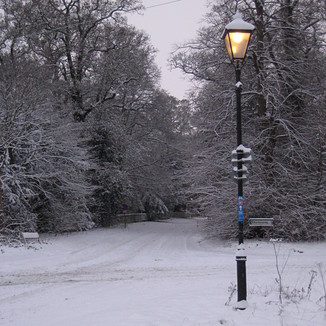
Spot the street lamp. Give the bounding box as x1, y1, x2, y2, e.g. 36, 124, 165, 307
222, 12, 255, 309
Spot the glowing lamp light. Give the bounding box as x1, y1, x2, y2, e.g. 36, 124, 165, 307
232, 32, 244, 43
222, 12, 255, 62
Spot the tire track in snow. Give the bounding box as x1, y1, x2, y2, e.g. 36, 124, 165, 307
0, 219, 224, 303
0, 265, 223, 287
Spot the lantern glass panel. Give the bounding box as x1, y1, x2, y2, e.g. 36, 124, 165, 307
224, 34, 232, 61
228, 31, 251, 60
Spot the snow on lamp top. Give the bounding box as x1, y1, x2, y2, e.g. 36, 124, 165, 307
225, 12, 255, 31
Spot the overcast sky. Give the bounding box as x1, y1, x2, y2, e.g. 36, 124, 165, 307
128, 0, 209, 99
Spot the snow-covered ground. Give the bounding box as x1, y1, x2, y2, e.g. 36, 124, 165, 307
1, 218, 325, 325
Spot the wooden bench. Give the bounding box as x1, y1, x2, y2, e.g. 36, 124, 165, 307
21, 232, 40, 244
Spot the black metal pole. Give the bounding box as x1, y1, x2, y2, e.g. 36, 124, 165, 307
235, 61, 247, 305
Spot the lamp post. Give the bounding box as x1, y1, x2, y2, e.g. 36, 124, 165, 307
222, 12, 255, 308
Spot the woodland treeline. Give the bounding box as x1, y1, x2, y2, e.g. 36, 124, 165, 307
0, 0, 191, 242
0, 0, 326, 242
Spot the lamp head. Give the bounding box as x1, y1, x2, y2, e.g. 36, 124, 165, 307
222, 12, 255, 63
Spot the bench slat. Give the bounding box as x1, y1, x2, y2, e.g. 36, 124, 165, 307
249, 218, 274, 227
22, 232, 40, 240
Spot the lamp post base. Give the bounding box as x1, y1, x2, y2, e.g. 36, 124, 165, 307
233, 299, 248, 310
236, 245, 247, 308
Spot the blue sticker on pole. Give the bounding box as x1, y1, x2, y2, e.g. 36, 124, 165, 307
238, 196, 244, 222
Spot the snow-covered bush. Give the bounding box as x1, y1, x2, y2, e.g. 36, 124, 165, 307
0, 57, 94, 239
143, 193, 168, 221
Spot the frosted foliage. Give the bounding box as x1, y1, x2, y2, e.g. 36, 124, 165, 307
143, 193, 168, 221
0, 58, 93, 241
172, 0, 326, 240
0, 0, 172, 241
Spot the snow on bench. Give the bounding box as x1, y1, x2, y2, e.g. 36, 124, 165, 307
249, 218, 274, 227
21, 232, 40, 244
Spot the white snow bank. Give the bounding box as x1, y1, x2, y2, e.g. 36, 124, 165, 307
1, 218, 326, 325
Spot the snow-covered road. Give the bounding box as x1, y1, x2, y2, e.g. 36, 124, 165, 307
1, 218, 225, 287
1, 218, 325, 325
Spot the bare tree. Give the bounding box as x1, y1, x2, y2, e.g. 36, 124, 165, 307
172, 0, 326, 240
1, 0, 143, 121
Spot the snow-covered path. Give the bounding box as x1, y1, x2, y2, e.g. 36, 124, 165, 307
1, 218, 326, 325
1, 218, 225, 284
